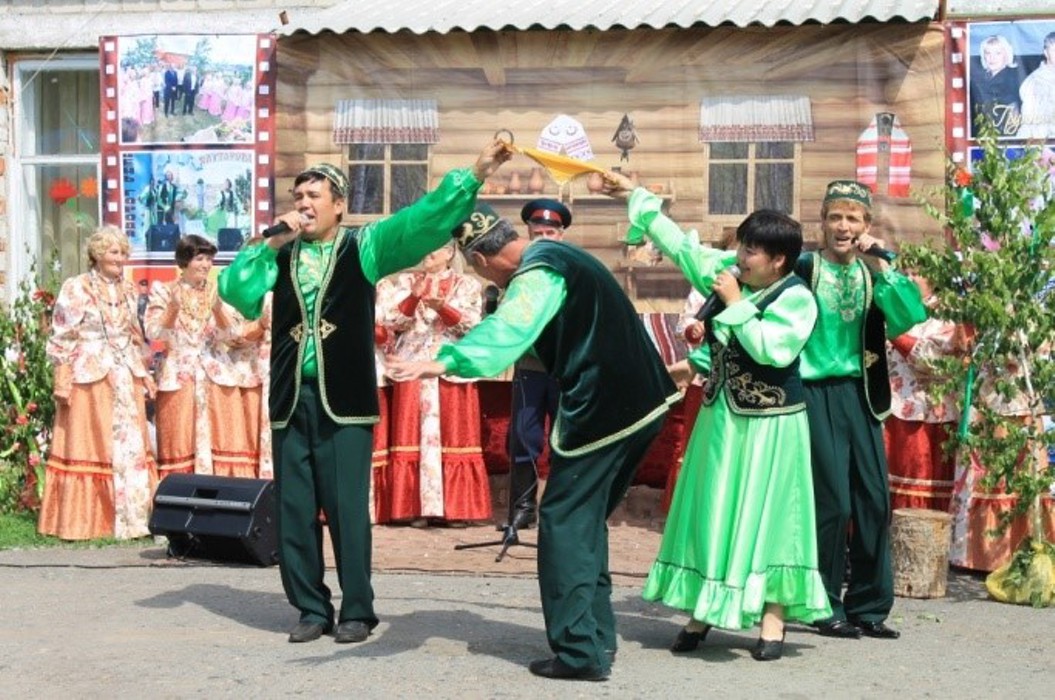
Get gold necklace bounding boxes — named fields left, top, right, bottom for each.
left=89, top=270, right=134, bottom=352
left=175, top=278, right=214, bottom=335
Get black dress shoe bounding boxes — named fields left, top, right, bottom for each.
left=850, top=619, right=900, bottom=639
left=813, top=619, right=862, bottom=639
left=528, top=657, right=608, bottom=682
left=287, top=620, right=332, bottom=643
left=751, top=631, right=785, bottom=661
left=670, top=625, right=711, bottom=652
left=334, top=620, right=370, bottom=644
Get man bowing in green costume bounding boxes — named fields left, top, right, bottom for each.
left=388, top=205, right=680, bottom=681
left=218, top=140, right=512, bottom=645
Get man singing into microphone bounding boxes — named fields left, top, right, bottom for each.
left=796, top=180, right=926, bottom=641
left=218, top=140, right=511, bottom=645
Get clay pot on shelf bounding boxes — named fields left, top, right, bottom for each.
left=528, top=167, right=545, bottom=194
left=587, top=171, right=605, bottom=193
left=480, top=180, right=494, bottom=195
left=508, top=171, right=522, bottom=194
left=493, top=183, right=508, bottom=195
left=647, top=183, right=665, bottom=195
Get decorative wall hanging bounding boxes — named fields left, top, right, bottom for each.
left=537, top=114, right=595, bottom=160
left=611, top=114, right=639, bottom=162
left=856, top=112, right=912, bottom=197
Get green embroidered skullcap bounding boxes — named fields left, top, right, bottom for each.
left=823, top=180, right=872, bottom=210
left=453, top=202, right=502, bottom=252
left=299, top=163, right=349, bottom=198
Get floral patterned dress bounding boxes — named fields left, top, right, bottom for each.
left=949, top=356, right=1055, bottom=571
left=375, top=267, right=491, bottom=522
left=885, top=313, right=961, bottom=512
left=39, top=272, right=158, bottom=540
left=145, top=279, right=249, bottom=477
left=225, top=297, right=270, bottom=479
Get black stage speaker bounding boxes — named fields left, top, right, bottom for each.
left=147, top=223, right=180, bottom=252
left=149, top=474, right=278, bottom=566
left=217, top=227, right=245, bottom=252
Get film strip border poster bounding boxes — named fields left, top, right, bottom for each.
left=99, top=33, right=277, bottom=270
left=946, top=19, right=1055, bottom=169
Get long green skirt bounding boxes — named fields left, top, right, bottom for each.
left=642, top=396, right=831, bottom=629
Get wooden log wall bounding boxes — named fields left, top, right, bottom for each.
left=276, top=23, right=947, bottom=310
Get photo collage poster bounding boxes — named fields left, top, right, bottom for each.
left=98, top=34, right=277, bottom=302
left=947, top=19, right=1055, bottom=169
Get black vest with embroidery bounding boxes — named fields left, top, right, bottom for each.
left=515, top=241, right=678, bottom=454
left=270, top=229, right=379, bottom=428
left=702, top=274, right=807, bottom=415
left=794, top=252, right=892, bottom=420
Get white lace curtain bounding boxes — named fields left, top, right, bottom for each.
left=698, top=95, right=814, bottom=143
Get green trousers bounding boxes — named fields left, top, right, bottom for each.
left=272, top=381, right=378, bottom=628
left=803, top=377, right=894, bottom=623
left=536, top=417, right=663, bottom=671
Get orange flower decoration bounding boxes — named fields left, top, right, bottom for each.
left=953, top=168, right=972, bottom=188
left=48, top=178, right=78, bottom=205
left=80, top=176, right=98, bottom=198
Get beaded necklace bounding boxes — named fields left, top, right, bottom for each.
left=174, top=277, right=214, bottom=336
left=89, top=269, right=134, bottom=353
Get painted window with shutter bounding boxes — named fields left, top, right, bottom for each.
left=699, top=95, right=812, bottom=221
left=333, top=99, right=438, bottom=219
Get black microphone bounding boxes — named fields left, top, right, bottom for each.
left=261, top=221, right=292, bottom=239
left=262, top=215, right=309, bottom=238
left=483, top=284, right=500, bottom=315
left=694, top=265, right=741, bottom=321
left=862, top=244, right=897, bottom=263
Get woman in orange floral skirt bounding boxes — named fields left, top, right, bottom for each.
left=39, top=225, right=158, bottom=540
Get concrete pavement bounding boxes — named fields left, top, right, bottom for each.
left=0, top=533, right=1052, bottom=698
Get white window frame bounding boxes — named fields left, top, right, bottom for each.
left=701, top=142, right=802, bottom=223
left=9, top=53, right=100, bottom=300
left=343, top=144, right=431, bottom=225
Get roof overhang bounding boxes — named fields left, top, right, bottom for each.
left=0, top=1, right=941, bottom=52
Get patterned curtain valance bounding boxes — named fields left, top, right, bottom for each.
left=698, top=95, right=814, bottom=143
left=333, top=99, right=439, bottom=144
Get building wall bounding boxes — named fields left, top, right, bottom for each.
left=276, top=23, right=947, bottom=308
left=0, top=51, right=9, bottom=297
left=1, top=18, right=948, bottom=304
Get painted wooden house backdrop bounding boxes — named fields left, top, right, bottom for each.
left=275, top=22, right=946, bottom=309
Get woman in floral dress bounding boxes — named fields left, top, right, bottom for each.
left=224, top=297, right=270, bottom=479
left=145, top=234, right=257, bottom=478
left=885, top=273, right=963, bottom=512
left=375, top=241, right=491, bottom=525
left=38, top=225, right=158, bottom=540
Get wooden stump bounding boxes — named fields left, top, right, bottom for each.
left=891, top=507, right=952, bottom=598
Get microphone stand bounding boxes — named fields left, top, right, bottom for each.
left=453, top=505, right=537, bottom=562
left=454, top=372, right=539, bottom=563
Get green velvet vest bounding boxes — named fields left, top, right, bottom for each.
left=794, top=251, right=892, bottom=420
left=702, top=274, right=807, bottom=416
left=516, top=241, right=679, bottom=456
left=270, top=228, right=379, bottom=428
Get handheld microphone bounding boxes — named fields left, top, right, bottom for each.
left=262, top=215, right=309, bottom=239
left=863, top=244, right=897, bottom=263
left=483, top=284, right=500, bottom=315
left=262, top=221, right=292, bottom=239
left=694, top=265, right=741, bottom=321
